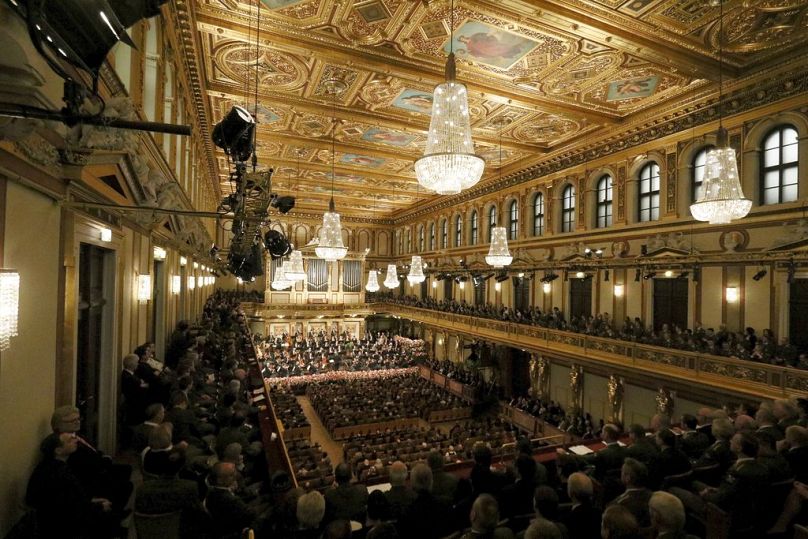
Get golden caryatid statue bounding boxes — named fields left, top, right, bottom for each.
left=529, top=353, right=548, bottom=399
left=656, top=387, right=674, bottom=417
left=607, top=374, right=625, bottom=425
left=569, top=365, right=584, bottom=415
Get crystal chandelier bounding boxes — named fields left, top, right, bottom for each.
left=0, top=270, right=20, bottom=351
left=285, top=250, right=306, bottom=281
left=407, top=255, right=426, bottom=284
left=414, top=0, right=483, bottom=195
left=384, top=264, right=399, bottom=289
left=316, top=80, right=348, bottom=262
left=690, top=1, right=750, bottom=225
left=486, top=227, right=513, bottom=268
left=271, top=261, right=292, bottom=290
left=365, top=269, right=380, bottom=292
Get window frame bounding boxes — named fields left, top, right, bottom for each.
left=760, top=125, right=799, bottom=205
left=533, top=193, right=544, bottom=236
left=470, top=211, right=478, bottom=245
left=691, top=146, right=714, bottom=203
left=595, top=174, right=613, bottom=228
left=441, top=218, right=448, bottom=249
left=429, top=223, right=435, bottom=251
left=561, top=185, right=576, bottom=233
left=488, top=205, right=497, bottom=242
left=418, top=226, right=425, bottom=252
left=638, top=162, right=661, bottom=222
left=508, top=199, right=519, bottom=240
left=454, top=215, right=462, bottom=247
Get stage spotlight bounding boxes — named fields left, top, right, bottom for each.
left=270, top=195, right=296, bottom=214
left=595, top=248, right=604, bottom=258
left=752, top=268, right=767, bottom=281
left=678, top=271, right=690, bottom=279
left=212, top=105, right=255, bottom=162
left=584, top=248, right=592, bottom=258
left=209, top=244, right=220, bottom=257
left=635, top=269, right=642, bottom=282
left=495, top=272, right=509, bottom=283
left=263, top=230, right=292, bottom=259
left=643, top=271, right=656, bottom=280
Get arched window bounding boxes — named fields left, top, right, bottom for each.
left=508, top=200, right=519, bottom=240
left=638, top=162, right=660, bottom=222
left=691, top=146, right=714, bottom=203
left=470, top=211, right=478, bottom=245
left=761, top=125, right=799, bottom=205
left=418, top=226, right=425, bottom=252
left=596, top=175, right=613, bottom=228
left=441, top=219, right=448, bottom=249
left=429, top=223, right=435, bottom=251
left=488, top=205, right=497, bottom=242
left=533, top=193, right=544, bottom=236
left=561, top=185, right=575, bottom=233
left=454, top=215, right=462, bottom=247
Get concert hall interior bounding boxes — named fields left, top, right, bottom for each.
left=2, top=0, right=808, bottom=538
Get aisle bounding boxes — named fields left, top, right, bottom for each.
left=296, top=395, right=344, bottom=466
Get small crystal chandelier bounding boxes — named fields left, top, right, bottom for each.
left=414, top=0, right=484, bottom=195
left=271, top=261, right=292, bottom=290
left=0, top=270, right=20, bottom=351
left=285, top=250, right=306, bottom=281
left=407, top=255, right=426, bottom=284
left=365, top=269, right=380, bottom=292
left=690, top=0, right=751, bottom=225
left=486, top=227, right=513, bottom=268
left=384, top=264, right=399, bottom=289
left=486, top=126, right=512, bottom=268
left=315, top=80, right=348, bottom=262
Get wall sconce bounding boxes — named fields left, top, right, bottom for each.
left=664, top=270, right=673, bottom=278
left=542, top=282, right=551, bottom=294
left=614, top=284, right=624, bottom=297
left=495, top=282, right=501, bottom=292
left=196, top=275, right=203, bottom=289
left=0, top=270, right=20, bottom=351
left=188, top=275, right=195, bottom=290
left=193, top=262, right=199, bottom=269
left=179, top=256, right=187, bottom=266
left=99, top=228, right=112, bottom=242
left=136, top=274, right=151, bottom=303
left=153, top=246, right=166, bottom=260
left=726, top=286, right=739, bottom=303
left=459, top=281, right=465, bottom=290
left=432, top=281, right=437, bottom=289
left=171, top=275, right=181, bottom=294
left=576, top=271, right=585, bottom=279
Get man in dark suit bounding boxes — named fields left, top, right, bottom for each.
left=205, top=462, right=259, bottom=538
left=670, top=432, right=769, bottom=529
left=131, top=403, right=164, bottom=452
left=470, top=442, right=506, bottom=497
left=399, top=463, right=451, bottom=539
left=692, top=418, right=735, bottom=476
left=428, top=451, right=459, bottom=504
left=756, top=430, right=793, bottom=482
left=586, top=424, right=626, bottom=481
left=122, top=354, right=150, bottom=425
left=655, top=428, right=691, bottom=484
left=499, top=454, right=540, bottom=519
left=324, top=463, right=369, bottom=523
left=678, top=414, right=709, bottom=460
left=385, top=461, right=417, bottom=521
left=649, top=491, right=697, bottom=539
left=560, top=472, right=601, bottom=539
left=782, top=425, right=808, bottom=483
left=609, top=458, right=652, bottom=527
left=755, top=407, right=784, bottom=442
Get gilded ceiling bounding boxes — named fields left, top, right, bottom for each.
left=192, top=0, right=808, bottom=217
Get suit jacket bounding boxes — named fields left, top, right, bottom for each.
left=499, top=479, right=537, bottom=519
left=758, top=453, right=793, bottom=483
left=385, top=484, right=417, bottom=520
left=135, top=477, right=200, bottom=513
left=324, top=482, right=369, bottom=522
left=561, top=502, right=601, bottom=539
left=703, top=458, right=769, bottom=527
left=205, top=486, right=257, bottom=539
left=679, top=431, right=710, bottom=460
left=166, top=407, right=202, bottom=444
left=784, top=446, right=808, bottom=483
left=587, top=442, right=626, bottom=480
left=131, top=422, right=159, bottom=452
left=694, top=439, right=734, bottom=475
left=399, top=491, right=451, bottom=539
left=433, top=469, right=459, bottom=503
left=610, top=487, right=652, bottom=527
left=26, top=458, right=93, bottom=538
left=470, top=464, right=506, bottom=497
left=757, top=424, right=784, bottom=442
left=122, top=370, right=149, bottom=424
left=657, top=446, right=691, bottom=481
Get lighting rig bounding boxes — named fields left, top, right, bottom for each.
left=213, top=105, right=296, bottom=282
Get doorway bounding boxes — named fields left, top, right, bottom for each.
left=152, top=259, right=165, bottom=359
left=653, top=278, right=688, bottom=331
left=76, top=243, right=116, bottom=449
left=569, top=278, right=592, bottom=319
left=789, top=279, right=808, bottom=351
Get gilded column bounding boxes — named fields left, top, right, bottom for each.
left=529, top=353, right=549, bottom=399
left=569, top=365, right=584, bottom=415
left=655, top=387, right=675, bottom=418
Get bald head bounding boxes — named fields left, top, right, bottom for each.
left=212, top=462, right=237, bottom=488
left=470, top=494, right=499, bottom=531
left=389, top=461, right=407, bottom=486
left=567, top=472, right=593, bottom=504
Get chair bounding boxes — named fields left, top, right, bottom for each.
left=660, top=470, right=693, bottom=490
left=691, top=463, right=721, bottom=487
left=760, top=478, right=795, bottom=529
left=795, top=524, right=808, bottom=539
left=134, top=511, right=182, bottom=539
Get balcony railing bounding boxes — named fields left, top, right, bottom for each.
left=242, top=301, right=808, bottom=398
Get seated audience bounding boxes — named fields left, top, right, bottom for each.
left=399, top=463, right=451, bottom=539
left=324, top=463, right=369, bottom=523
left=561, top=472, right=601, bottom=539
left=600, top=505, right=639, bottom=539
left=385, top=461, right=416, bottom=521
left=295, top=490, right=326, bottom=539
left=610, top=458, right=652, bottom=527
left=461, top=493, right=514, bottom=539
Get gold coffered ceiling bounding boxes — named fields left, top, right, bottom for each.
left=192, top=0, right=808, bottom=217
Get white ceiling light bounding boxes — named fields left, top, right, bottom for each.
left=271, top=261, right=292, bottom=290
left=486, top=227, right=512, bottom=268
left=407, top=256, right=426, bottom=284
left=384, top=264, right=399, bottom=289
left=365, top=269, right=380, bottom=292
left=316, top=80, right=348, bottom=262
left=285, top=250, right=306, bottom=281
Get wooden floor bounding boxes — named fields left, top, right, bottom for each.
left=296, top=395, right=346, bottom=466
